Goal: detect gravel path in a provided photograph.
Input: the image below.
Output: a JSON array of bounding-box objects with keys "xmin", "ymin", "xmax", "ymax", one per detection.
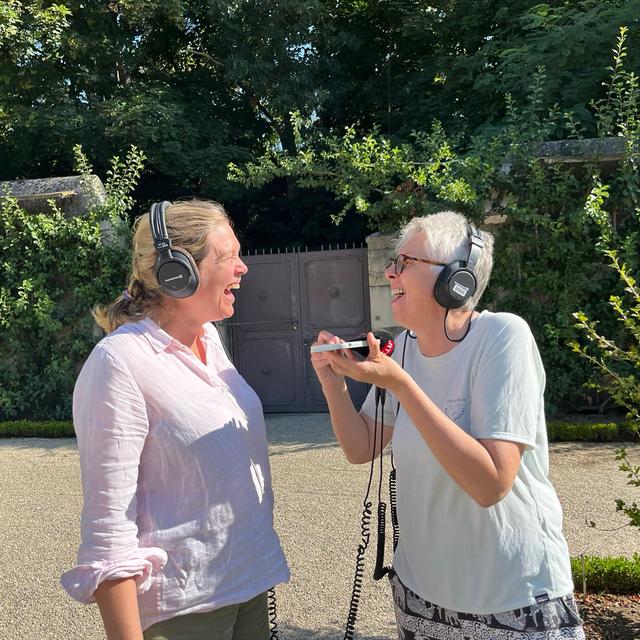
[{"xmin": 1, "ymin": 413, "xmax": 638, "ymax": 640}]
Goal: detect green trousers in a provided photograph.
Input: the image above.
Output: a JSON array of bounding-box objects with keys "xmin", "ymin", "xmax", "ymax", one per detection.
[{"xmin": 143, "ymin": 591, "xmax": 269, "ymax": 640}]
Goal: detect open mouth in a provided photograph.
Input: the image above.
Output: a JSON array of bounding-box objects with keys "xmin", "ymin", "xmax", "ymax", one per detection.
[
  {"xmin": 224, "ymin": 282, "xmax": 240, "ymax": 298},
  {"xmin": 391, "ymin": 288, "xmax": 405, "ymax": 301}
]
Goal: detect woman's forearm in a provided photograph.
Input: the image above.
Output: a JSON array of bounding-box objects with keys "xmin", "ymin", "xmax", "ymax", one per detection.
[
  {"xmin": 391, "ymin": 374, "xmax": 522, "ymax": 506},
  {"xmin": 322, "ymin": 379, "xmax": 377, "ymax": 463},
  {"xmin": 94, "ymin": 577, "xmax": 144, "ymax": 640}
]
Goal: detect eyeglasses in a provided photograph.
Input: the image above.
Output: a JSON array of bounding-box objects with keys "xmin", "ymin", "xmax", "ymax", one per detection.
[{"xmin": 386, "ymin": 254, "xmax": 446, "ymax": 275}]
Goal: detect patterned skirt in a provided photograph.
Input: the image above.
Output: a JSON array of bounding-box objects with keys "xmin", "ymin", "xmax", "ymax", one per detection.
[{"xmin": 389, "ymin": 570, "xmax": 585, "ymax": 640}]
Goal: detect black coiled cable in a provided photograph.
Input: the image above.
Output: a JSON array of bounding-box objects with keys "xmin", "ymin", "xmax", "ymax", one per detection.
[
  {"xmin": 389, "ymin": 466, "xmax": 399, "ymax": 552},
  {"xmin": 344, "ymin": 333, "xmax": 411, "ymax": 637},
  {"xmin": 372, "ymin": 501, "xmax": 388, "ymax": 580},
  {"xmin": 343, "ymin": 499, "xmax": 373, "ymax": 640},
  {"xmin": 373, "ymin": 390, "xmax": 390, "ymax": 581},
  {"xmin": 268, "ymin": 587, "xmax": 279, "ymax": 640},
  {"xmin": 387, "ymin": 331, "xmax": 410, "ymax": 555},
  {"xmin": 343, "ymin": 398, "xmax": 380, "ymax": 640}
]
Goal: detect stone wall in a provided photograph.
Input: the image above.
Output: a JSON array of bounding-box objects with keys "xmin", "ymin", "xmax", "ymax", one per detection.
[{"xmin": 0, "ymin": 175, "xmax": 107, "ymax": 217}]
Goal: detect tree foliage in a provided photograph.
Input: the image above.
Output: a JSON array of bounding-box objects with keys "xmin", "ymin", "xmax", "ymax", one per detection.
[
  {"xmin": 230, "ymin": 28, "xmax": 640, "ymax": 412},
  {"xmin": 0, "ymin": 1, "xmax": 326, "ymax": 208},
  {"xmin": 570, "ymin": 36, "xmax": 640, "ymax": 520},
  {"xmin": 1, "ymin": 1, "xmax": 639, "ymax": 248}
]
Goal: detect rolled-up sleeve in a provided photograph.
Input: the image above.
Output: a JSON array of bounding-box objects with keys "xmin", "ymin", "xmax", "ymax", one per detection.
[{"xmin": 61, "ymin": 345, "xmax": 167, "ymax": 604}]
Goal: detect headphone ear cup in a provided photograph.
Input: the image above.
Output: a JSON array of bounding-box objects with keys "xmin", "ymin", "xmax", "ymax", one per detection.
[
  {"xmin": 434, "ymin": 262, "xmax": 477, "ymax": 309},
  {"xmin": 155, "ymin": 248, "xmax": 200, "ymax": 298}
]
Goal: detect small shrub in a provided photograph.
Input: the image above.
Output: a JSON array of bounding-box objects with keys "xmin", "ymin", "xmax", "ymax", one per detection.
[{"xmin": 571, "ymin": 554, "xmax": 640, "ymax": 594}]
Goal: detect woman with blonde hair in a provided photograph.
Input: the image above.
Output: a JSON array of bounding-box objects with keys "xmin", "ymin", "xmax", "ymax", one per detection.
[{"xmin": 61, "ymin": 200, "xmax": 289, "ymax": 640}]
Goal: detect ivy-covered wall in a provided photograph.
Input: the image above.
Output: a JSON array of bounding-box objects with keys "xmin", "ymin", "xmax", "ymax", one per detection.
[{"xmin": 0, "ymin": 147, "xmax": 143, "ymax": 420}]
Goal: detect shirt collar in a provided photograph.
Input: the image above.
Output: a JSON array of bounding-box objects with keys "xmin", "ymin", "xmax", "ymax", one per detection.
[
  {"xmin": 129, "ymin": 317, "xmax": 174, "ymax": 353},
  {"xmin": 129, "ymin": 317, "xmax": 211, "ymax": 354}
]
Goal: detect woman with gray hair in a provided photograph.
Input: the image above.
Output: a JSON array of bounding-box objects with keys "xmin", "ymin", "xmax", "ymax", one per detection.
[
  {"xmin": 61, "ymin": 200, "xmax": 289, "ymax": 640},
  {"xmin": 311, "ymin": 210, "xmax": 583, "ymax": 639}
]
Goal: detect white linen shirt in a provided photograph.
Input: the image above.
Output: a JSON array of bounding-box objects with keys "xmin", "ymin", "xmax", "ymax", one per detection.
[{"xmin": 61, "ymin": 318, "xmax": 289, "ymax": 630}]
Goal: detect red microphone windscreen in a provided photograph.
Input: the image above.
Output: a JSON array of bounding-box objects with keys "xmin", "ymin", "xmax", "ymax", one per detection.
[
  {"xmin": 374, "ymin": 331, "xmax": 395, "ymax": 356},
  {"xmin": 350, "ymin": 331, "xmax": 395, "ymax": 357}
]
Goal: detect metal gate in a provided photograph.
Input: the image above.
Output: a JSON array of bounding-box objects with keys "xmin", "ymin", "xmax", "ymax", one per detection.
[{"xmin": 228, "ymin": 247, "xmax": 371, "ymax": 412}]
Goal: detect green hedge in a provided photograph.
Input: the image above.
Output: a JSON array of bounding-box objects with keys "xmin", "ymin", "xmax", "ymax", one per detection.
[
  {"xmin": 0, "ymin": 420, "xmax": 74, "ymax": 437},
  {"xmin": 547, "ymin": 420, "xmax": 638, "ymax": 442},
  {"xmin": 572, "ymin": 554, "xmax": 640, "ymax": 594},
  {"xmin": 0, "ymin": 419, "xmax": 638, "ymax": 440}
]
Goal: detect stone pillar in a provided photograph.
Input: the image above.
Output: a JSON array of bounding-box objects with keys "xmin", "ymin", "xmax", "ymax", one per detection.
[{"xmin": 365, "ymin": 231, "xmax": 402, "ymax": 337}]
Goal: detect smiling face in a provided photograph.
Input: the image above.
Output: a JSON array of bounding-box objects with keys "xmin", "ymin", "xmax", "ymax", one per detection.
[
  {"xmin": 189, "ymin": 222, "xmax": 248, "ymax": 322},
  {"xmin": 386, "ymin": 231, "xmax": 441, "ymax": 330}
]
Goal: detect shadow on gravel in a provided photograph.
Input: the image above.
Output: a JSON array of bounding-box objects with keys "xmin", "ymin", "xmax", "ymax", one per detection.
[
  {"xmin": 265, "ymin": 414, "xmax": 338, "ymax": 448},
  {"xmin": 0, "ymin": 438, "xmax": 77, "ymax": 452},
  {"xmin": 276, "ymin": 624, "xmax": 392, "ymax": 640}
]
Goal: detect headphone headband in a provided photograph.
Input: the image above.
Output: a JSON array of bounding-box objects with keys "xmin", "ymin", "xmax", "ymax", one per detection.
[
  {"xmin": 150, "ymin": 201, "xmax": 172, "ymax": 253},
  {"xmin": 465, "ymin": 224, "xmax": 484, "ymax": 272}
]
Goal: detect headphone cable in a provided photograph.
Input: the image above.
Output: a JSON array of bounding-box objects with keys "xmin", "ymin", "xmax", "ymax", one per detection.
[{"xmin": 443, "ymin": 308, "xmax": 474, "ymax": 343}]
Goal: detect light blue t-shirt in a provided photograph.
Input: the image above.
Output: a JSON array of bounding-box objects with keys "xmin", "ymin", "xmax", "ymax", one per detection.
[{"xmin": 361, "ymin": 311, "xmax": 573, "ymax": 614}]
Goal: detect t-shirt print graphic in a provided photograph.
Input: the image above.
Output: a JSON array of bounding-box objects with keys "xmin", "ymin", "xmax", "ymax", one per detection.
[{"xmin": 443, "ymin": 397, "xmax": 466, "ymax": 424}]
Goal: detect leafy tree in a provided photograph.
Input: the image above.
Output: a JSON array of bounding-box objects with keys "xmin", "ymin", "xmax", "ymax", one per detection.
[
  {"xmin": 230, "ymin": 29, "xmax": 640, "ymax": 412},
  {"xmin": 312, "ymin": 0, "xmax": 640, "ymax": 137},
  {"xmin": 2, "ymin": 0, "xmax": 639, "ymax": 250},
  {"xmin": 0, "ymin": 3, "xmax": 302, "ymax": 193},
  {"xmin": 570, "ymin": 34, "xmax": 639, "ymax": 522},
  {"xmin": 0, "ymin": 0, "xmax": 372, "ymax": 247},
  {"xmin": 572, "ymin": 246, "xmax": 640, "ymax": 530}
]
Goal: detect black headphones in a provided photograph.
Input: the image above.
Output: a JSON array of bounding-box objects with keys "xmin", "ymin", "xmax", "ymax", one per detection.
[
  {"xmin": 149, "ymin": 201, "xmax": 200, "ymax": 298},
  {"xmin": 434, "ymin": 223, "xmax": 485, "ymax": 309}
]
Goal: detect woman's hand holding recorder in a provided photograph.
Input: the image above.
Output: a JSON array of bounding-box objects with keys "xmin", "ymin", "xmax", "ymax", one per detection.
[
  {"xmin": 310, "ymin": 331, "xmax": 405, "ymax": 392},
  {"xmin": 309, "ymin": 331, "xmax": 351, "ymax": 390}
]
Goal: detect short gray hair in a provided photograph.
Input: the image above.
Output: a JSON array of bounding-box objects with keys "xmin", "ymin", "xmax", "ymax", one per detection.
[{"xmin": 396, "ymin": 210, "xmax": 494, "ymax": 310}]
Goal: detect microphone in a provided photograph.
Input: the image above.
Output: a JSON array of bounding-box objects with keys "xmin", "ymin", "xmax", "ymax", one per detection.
[{"xmin": 349, "ymin": 330, "xmax": 395, "ymax": 358}]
